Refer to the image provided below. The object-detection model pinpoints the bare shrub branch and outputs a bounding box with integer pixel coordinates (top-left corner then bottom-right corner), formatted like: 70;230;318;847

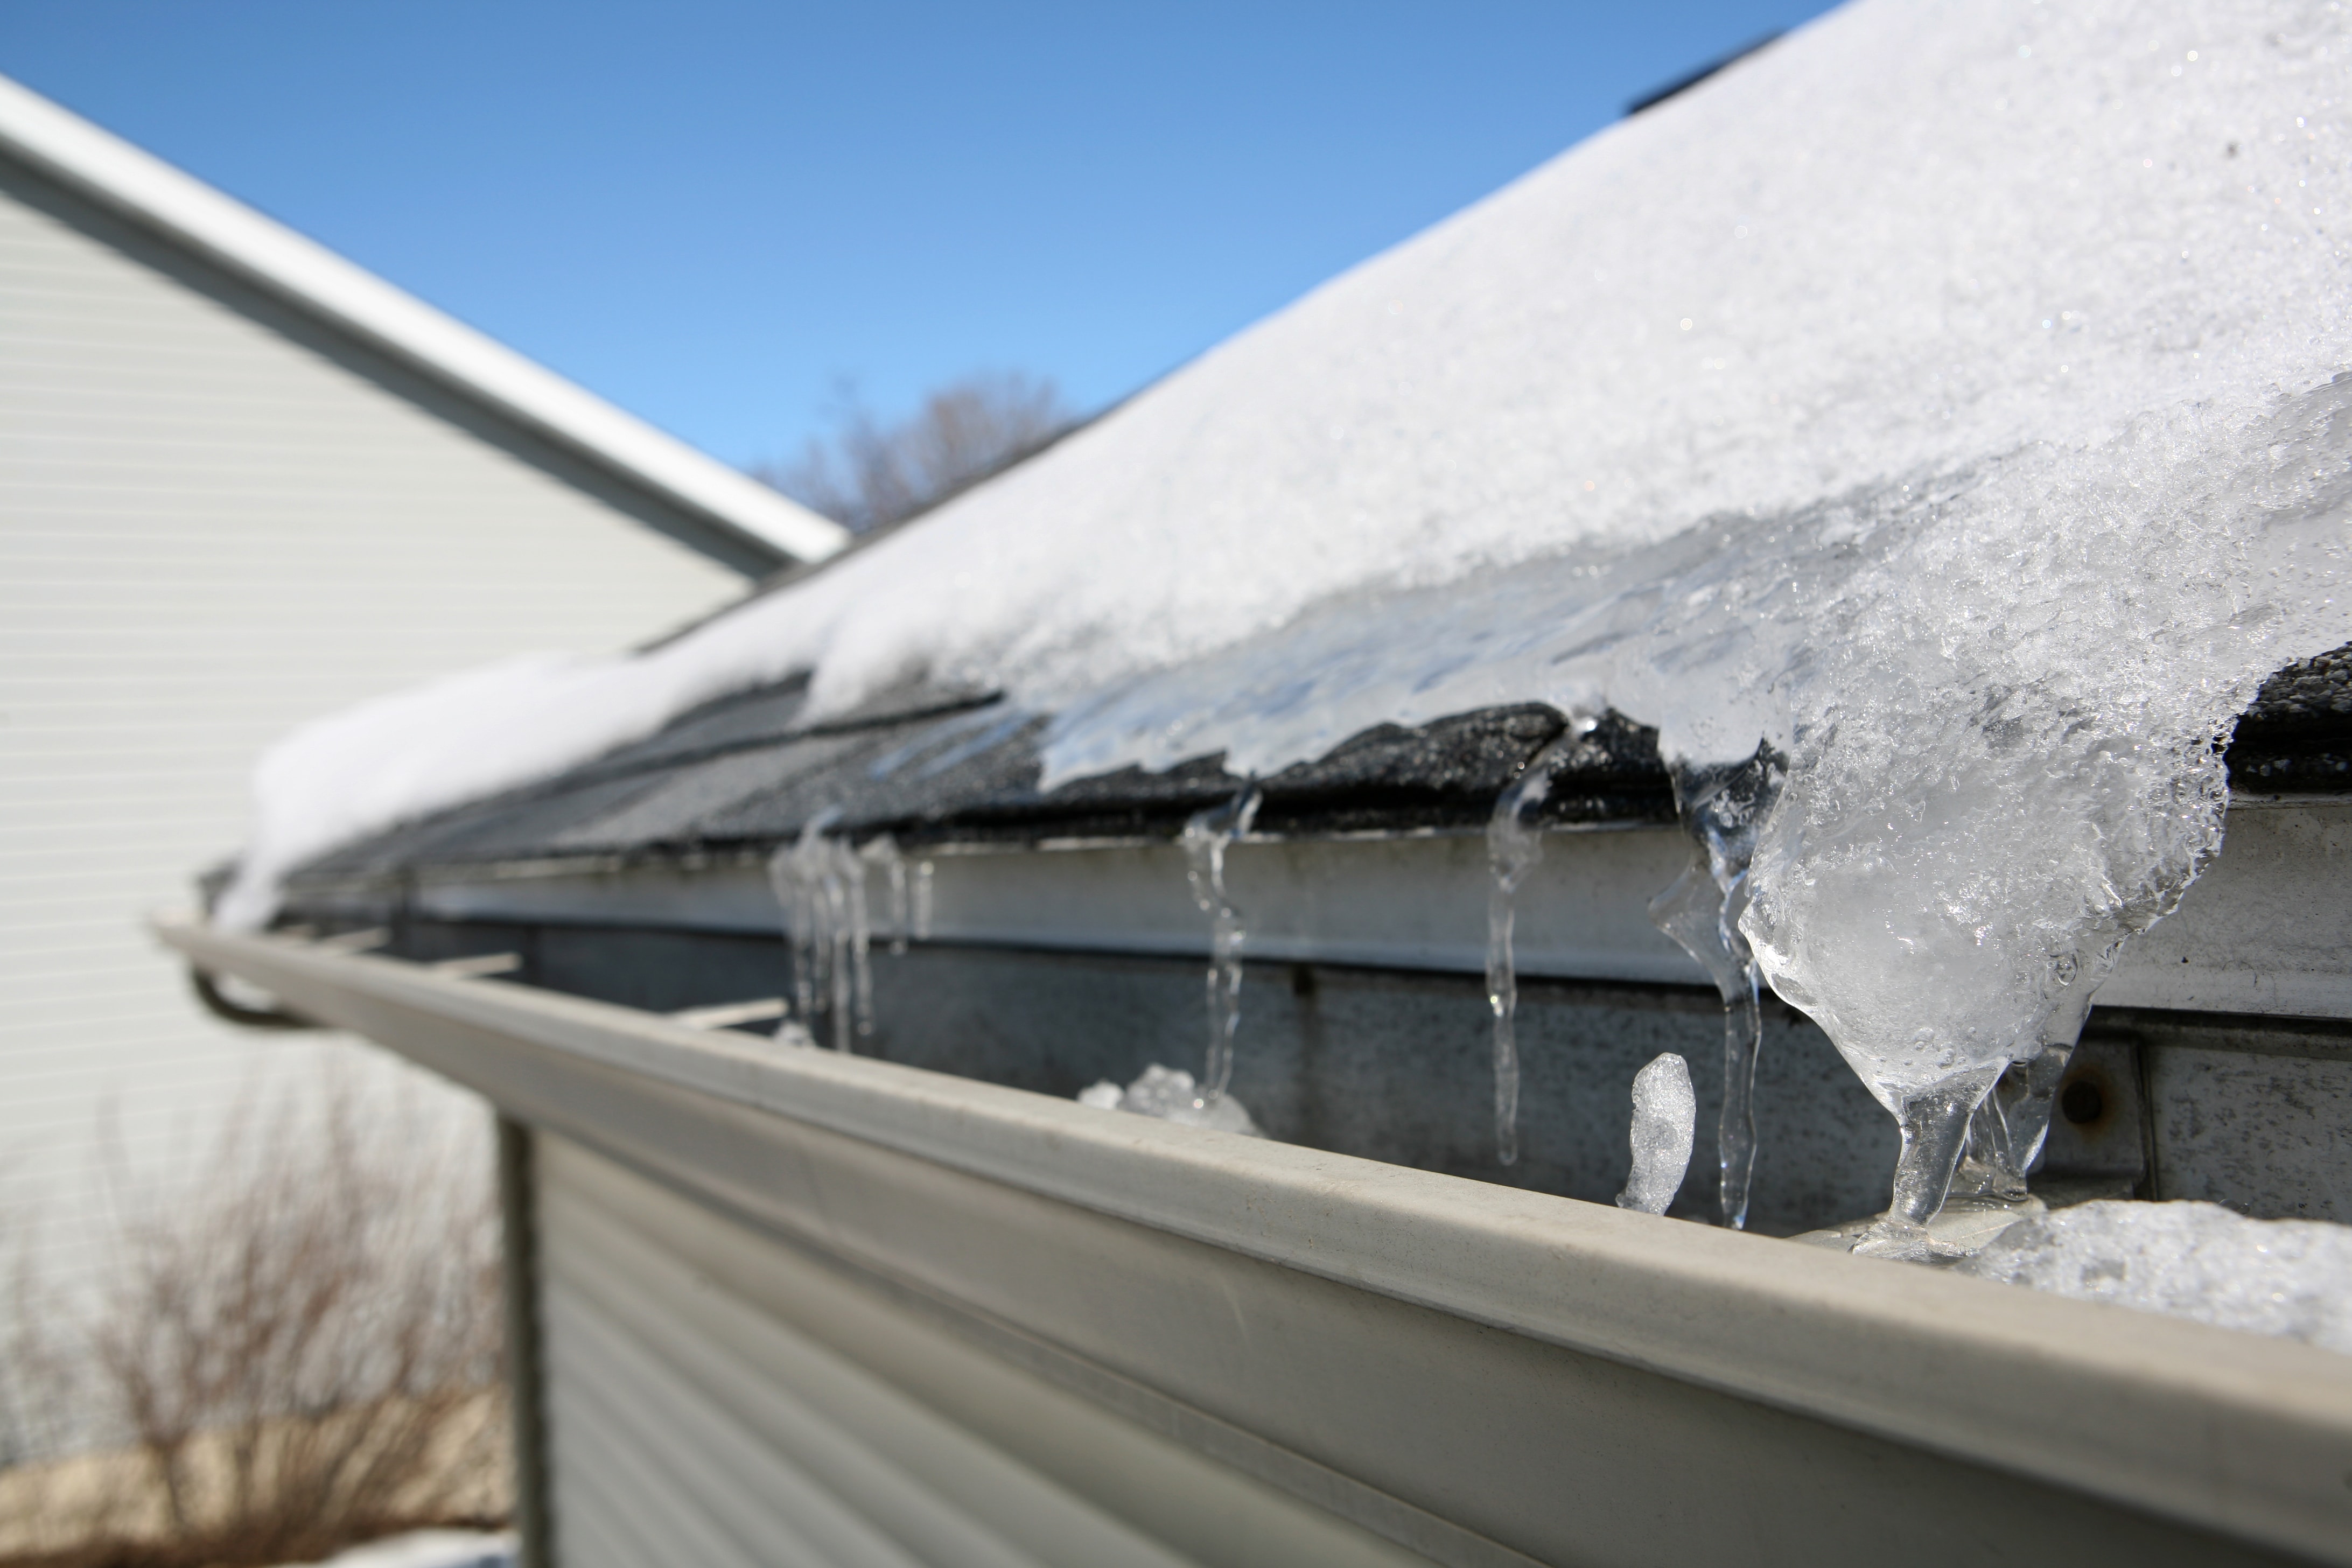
761;370;1076;533
0;1059;507;1568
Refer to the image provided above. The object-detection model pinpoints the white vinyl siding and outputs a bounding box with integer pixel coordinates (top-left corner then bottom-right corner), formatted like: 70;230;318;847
0;167;746;1314
535;1134;1432;1568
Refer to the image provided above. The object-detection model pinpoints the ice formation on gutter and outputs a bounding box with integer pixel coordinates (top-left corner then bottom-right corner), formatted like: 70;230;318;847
1952;989;2098;1204
768;814;888;1048
911;857;935;941
862;834;913;957
1079;1066;1265;1137
1181;785;1263;1104
223;2;2352;1234
1647;750;1784;1228
1959;1201;2352;1354
1615;1053;1696;1216
1484;727;1585;1168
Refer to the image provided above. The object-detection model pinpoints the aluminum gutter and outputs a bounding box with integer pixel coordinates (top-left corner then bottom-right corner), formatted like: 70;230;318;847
0;72;849;569
156;913;2352;1564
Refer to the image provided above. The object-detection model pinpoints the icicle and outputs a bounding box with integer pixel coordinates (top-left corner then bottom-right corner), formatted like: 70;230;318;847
1616;1053;1696;1215
861;835;911;956
1181;782;1263;1103
822;845;854;1050
769;809;843;1038
1485;725;1587;1167
1853;1066;2007;1259
912;859;935;940
1955;986;2098;1202
1646;745;1786;1229
766;809;875;1049
845;843;875;1039
2007;1016;2089;1174
1957;1083;2024;1203
1861;926;2133;1255
766;841;817;1031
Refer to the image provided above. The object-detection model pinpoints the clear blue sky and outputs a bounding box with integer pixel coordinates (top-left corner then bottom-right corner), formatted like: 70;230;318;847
0;2;1835;472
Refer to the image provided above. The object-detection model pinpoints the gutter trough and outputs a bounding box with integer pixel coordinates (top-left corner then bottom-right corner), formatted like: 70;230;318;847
157;913;2352;1567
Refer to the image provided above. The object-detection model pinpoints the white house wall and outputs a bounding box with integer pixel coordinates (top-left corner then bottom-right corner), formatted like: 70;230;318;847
0;162;748;1321
536;1134;1434;1568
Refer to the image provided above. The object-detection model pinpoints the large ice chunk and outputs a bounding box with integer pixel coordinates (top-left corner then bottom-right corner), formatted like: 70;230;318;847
1958;1201;2352;1355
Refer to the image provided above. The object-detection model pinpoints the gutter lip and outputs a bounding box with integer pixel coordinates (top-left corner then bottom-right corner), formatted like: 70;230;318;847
153;911;2352;1567
0;72;849;570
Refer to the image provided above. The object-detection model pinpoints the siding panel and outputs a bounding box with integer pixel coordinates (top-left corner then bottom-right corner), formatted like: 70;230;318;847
536;1134;1426;1568
0;160;746;1341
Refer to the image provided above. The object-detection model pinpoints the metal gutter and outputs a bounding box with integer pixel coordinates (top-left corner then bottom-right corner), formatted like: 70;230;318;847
156;913;2352;1564
0;72;849;569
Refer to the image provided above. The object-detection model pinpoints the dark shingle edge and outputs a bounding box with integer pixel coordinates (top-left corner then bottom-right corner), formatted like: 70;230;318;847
278;643;2352;899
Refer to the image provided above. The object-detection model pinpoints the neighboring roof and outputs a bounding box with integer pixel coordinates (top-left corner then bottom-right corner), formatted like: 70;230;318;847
0;72;850;572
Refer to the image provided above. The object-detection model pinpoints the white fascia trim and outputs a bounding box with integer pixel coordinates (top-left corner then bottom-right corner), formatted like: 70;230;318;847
0;73;849;568
153;913;2352;1566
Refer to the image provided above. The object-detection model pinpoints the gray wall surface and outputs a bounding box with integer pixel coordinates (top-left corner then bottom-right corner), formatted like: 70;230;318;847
0;157;747;1327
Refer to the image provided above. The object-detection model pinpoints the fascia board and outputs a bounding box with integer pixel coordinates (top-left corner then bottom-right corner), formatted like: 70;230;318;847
332;799;2352;1022
153;912;2352;1564
0;73;849;569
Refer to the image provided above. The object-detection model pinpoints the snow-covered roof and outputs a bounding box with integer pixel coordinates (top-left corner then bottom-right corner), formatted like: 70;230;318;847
0;72;849;571
221;0;2352;1140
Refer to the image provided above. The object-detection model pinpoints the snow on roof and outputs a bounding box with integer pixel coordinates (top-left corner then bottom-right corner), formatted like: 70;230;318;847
221;0;2352;1141
0;72;850;571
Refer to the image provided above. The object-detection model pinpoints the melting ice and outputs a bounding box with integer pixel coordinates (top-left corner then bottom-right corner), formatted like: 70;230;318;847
863;834;912;956
1960;1201;2352;1356
1078;1066;1265;1138
1051;389;2352;1235
1485;727;1584;1167
1616;1053;1696;1216
768;815;891;1048
1648;749;1784;1228
1182;785;1262;1103
1952;991;2096;1206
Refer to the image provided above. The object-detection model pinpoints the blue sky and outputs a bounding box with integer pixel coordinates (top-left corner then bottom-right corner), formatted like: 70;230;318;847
0;2;1834;472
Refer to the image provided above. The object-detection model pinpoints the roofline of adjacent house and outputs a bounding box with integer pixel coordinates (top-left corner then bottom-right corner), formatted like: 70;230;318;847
0;73;851;571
